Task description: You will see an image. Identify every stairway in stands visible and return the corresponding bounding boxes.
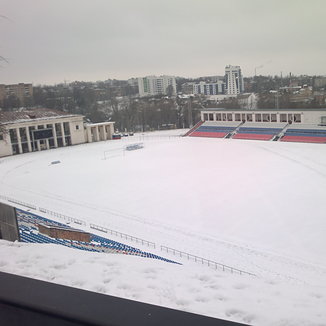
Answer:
[271,123,289,141]
[183,120,204,137]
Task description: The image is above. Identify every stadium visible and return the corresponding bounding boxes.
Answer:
[1,108,326,325]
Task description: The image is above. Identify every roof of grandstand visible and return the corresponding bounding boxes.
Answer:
[0,108,83,125]
[240,122,287,128]
[203,121,241,127]
[285,124,326,130]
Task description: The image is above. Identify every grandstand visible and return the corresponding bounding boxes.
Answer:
[280,125,326,143]
[186,108,326,143]
[232,123,287,141]
[188,121,240,138]
[17,209,179,264]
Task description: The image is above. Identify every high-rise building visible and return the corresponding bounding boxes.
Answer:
[138,76,177,97]
[225,65,244,95]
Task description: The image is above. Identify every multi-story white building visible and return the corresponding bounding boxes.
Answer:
[138,75,177,97]
[0,108,114,157]
[225,65,244,95]
[192,81,225,95]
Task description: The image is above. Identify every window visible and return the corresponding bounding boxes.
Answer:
[288,114,293,123]
[321,116,326,126]
[280,114,287,122]
[9,129,18,144]
[271,114,277,122]
[76,125,80,130]
[246,114,253,122]
[293,114,301,123]
[209,113,214,121]
[241,113,246,122]
[222,113,227,121]
[227,113,233,121]
[235,113,241,121]
[203,113,208,121]
[216,113,222,121]
[255,114,262,122]
[262,114,270,122]
[63,122,71,135]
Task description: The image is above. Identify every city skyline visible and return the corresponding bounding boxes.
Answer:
[1,0,326,85]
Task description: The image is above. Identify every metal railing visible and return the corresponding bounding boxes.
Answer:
[0,195,156,249]
[0,195,36,210]
[38,207,86,226]
[1,195,254,275]
[90,223,155,248]
[160,245,255,277]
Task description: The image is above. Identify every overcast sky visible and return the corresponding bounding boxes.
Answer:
[1,0,325,85]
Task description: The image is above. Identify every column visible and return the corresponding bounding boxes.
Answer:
[45,139,50,150]
[25,127,32,152]
[101,125,107,140]
[95,126,100,142]
[16,128,23,154]
[52,124,58,147]
[61,123,66,146]
[109,124,114,140]
[86,127,92,143]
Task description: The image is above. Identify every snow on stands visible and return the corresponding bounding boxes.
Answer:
[232,123,287,141]
[1,129,326,325]
[190,121,239,138]
[188,121,326,143]
[280,124,326,143]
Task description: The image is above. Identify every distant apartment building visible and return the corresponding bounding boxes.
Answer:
[0,83,33,106]
[181,81,225,95]
[137,76,177,97]
[225,65,244,95]
[193,81,225,95]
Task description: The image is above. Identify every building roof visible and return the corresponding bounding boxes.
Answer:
[0,108,83,125]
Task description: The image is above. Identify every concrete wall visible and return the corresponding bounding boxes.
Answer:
[68,117,86,145]
[0,131,13,157]
[0,202,19,242]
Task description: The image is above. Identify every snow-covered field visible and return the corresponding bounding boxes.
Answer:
[1,130,326,325]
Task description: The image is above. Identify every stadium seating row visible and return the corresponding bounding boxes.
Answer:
[17,209,178,264]
[188,122,326,143]
[190,125,237,138]
[233,127,283,141]
[280,128,326,143]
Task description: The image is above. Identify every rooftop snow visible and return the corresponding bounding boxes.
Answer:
[0,108,83,125]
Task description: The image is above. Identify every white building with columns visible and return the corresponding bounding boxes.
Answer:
[0,108,115,157]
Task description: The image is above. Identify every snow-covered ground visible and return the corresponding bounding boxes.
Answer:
[1,129,326,325]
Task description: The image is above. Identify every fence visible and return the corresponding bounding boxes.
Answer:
[0,195,155,249]
[1,195,254,276]
[160,246,255,277]
[90,223,155,248]
[38,207,86,226]
[0,195,36,210]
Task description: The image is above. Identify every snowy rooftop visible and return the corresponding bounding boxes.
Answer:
[0,108,83,125]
